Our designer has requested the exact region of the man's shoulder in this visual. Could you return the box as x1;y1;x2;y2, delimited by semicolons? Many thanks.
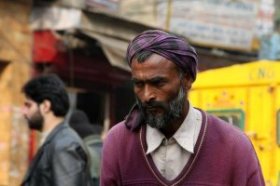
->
50;123;84;149
58;123;81;137
110;120;127;131
106;121;127;137
206;114;251;147
104;120;135;144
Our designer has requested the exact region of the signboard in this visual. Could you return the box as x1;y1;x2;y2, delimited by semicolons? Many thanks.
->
86;0;120;12
255;0;274;36
157;0;259;50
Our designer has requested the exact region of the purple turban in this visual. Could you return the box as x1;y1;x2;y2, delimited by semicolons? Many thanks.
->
126;30;198;81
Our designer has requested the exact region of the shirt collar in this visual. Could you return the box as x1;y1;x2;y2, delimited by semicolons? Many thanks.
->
146;124;165;154
173;106;198;153
146;105;200;154
40;130;52;146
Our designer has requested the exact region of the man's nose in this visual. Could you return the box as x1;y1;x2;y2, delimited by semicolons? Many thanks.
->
143;85;156;103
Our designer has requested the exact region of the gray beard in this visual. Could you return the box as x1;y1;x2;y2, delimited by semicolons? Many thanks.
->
136;85;186;130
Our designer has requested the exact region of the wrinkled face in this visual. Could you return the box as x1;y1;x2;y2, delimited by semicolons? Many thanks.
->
131;54;190;129
22;98;44;131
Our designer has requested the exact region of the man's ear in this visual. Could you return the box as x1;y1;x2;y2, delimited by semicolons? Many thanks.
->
39;100;51;114
182;74;193;91
186;79;193;90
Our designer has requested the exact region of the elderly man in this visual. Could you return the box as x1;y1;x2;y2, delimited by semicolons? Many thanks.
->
100;30;265;186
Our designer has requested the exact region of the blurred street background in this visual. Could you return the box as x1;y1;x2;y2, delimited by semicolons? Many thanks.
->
0;0;279;185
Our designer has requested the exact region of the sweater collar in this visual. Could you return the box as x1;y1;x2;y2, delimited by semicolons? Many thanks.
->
138;108;208;185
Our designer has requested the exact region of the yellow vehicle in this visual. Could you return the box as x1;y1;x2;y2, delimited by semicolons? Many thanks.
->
189;60;280;186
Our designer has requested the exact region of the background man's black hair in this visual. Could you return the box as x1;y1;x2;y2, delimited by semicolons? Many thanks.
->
22;74;70;117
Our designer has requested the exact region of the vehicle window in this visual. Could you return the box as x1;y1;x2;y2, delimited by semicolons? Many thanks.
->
207;109;245;130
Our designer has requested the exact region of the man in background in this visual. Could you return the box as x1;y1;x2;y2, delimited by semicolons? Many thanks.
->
21;74;92;186
69;109;103;186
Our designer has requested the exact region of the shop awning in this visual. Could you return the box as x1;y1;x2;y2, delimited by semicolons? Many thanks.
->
31;6;157;71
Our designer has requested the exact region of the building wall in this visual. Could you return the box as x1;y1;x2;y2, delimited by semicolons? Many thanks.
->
0;1;32;185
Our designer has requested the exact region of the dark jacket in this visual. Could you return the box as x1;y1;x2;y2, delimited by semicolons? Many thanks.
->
21;122;92;186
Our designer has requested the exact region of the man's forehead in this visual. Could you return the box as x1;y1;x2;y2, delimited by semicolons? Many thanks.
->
132;57;178;78
131;54;177;70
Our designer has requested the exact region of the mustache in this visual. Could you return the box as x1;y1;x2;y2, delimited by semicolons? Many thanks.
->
139;100;169;111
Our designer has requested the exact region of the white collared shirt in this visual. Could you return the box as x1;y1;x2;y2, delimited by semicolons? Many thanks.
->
146;105;202;180
40;130;51;146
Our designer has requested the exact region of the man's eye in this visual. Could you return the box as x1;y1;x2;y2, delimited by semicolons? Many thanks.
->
152;80;165;87
134;82;144;87
24;103;31;108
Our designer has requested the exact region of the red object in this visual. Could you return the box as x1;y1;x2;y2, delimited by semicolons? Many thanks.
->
28;131;37;163
33;30;60;62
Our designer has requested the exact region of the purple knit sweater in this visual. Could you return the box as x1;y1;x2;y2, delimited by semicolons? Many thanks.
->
101;107;265;186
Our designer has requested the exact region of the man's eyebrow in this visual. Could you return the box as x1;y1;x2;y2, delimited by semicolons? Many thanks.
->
131;76;166;83
148;77;165;83
131;78;140;83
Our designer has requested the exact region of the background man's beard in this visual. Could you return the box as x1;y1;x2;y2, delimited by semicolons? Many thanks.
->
27;110;44;131
137;85;186;129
